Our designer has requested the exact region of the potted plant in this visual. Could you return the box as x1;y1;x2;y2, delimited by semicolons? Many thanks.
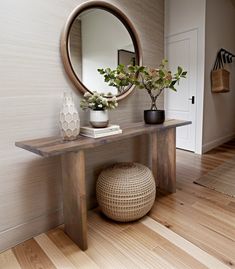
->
98;60;187;124
80;91;118;128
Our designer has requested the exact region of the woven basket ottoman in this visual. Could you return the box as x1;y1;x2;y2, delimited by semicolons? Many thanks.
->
96;162;156;222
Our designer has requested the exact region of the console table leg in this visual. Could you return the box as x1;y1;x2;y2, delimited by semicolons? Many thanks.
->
61;150;88;250
152;128;176;193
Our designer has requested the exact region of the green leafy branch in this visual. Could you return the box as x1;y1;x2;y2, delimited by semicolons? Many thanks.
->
98;59;187;110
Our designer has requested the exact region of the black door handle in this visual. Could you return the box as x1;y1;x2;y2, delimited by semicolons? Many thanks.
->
189;96;195;104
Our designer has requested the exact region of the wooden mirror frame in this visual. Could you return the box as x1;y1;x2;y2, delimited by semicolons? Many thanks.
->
61;1;143;101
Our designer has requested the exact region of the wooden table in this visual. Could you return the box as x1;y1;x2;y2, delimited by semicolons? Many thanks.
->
15;119;191;251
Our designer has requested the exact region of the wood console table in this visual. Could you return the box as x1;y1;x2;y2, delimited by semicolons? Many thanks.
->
15;119;191;251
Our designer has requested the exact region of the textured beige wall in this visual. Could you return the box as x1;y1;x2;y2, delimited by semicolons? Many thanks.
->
0;0;164;251
203;0;235;152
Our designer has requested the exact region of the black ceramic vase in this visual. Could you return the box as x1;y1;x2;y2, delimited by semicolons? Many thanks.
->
144;109;165;124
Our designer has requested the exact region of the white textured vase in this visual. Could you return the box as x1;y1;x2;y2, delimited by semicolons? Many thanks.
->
90;110;109;128
60;92;80;141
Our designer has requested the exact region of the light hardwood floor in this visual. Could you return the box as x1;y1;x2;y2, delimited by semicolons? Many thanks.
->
1;139;235;269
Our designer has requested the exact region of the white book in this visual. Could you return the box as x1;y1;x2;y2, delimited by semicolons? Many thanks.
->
80;129;122;138
80;125;121;135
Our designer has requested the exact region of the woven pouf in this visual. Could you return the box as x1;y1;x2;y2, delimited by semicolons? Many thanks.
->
96;162;156;222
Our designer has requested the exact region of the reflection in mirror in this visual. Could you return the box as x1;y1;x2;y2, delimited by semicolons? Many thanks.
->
68;8;136;96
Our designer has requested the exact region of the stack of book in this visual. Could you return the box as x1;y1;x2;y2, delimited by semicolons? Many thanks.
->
80;125;122;138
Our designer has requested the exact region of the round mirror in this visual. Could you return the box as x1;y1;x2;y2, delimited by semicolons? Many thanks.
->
61;1;142;100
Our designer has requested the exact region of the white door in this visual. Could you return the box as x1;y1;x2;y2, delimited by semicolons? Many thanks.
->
165;29;197;152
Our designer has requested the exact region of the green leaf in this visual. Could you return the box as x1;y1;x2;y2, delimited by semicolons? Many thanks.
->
118;64;125;69
159;70;165;77
97;68;105;74
171;80;177;86
128;65;135;72
169;85;177;91
138;66;145;72
177;66;183;75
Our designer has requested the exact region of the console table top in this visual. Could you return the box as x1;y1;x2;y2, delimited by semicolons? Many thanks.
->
15;119;191;157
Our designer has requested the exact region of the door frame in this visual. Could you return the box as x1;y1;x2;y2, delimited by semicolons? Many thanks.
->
164;28;205;154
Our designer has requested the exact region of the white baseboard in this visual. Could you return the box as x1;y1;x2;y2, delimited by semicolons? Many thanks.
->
202;133;235;153
0;209;63;253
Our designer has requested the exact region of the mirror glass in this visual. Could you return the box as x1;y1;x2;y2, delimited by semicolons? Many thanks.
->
68;8;137;96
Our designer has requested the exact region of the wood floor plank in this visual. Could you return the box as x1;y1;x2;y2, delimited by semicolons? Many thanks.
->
141;216;231;269
88;212;176;269
156;240;208;269
132;222;208;269
153;246;191;269
35;233;77;269
192;201;235;227
88;226;140;269
157;195;235;242
150;199;235;266
13;239;56;269
120;222;166;250
0;249;21;269
177;178;234;205
86;231;121;269
228;201;235;213
47;227;100;269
